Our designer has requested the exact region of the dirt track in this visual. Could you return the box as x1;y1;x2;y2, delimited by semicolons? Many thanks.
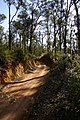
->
0;65;49;120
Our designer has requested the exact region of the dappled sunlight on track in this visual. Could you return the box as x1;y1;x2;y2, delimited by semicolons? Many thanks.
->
0;65;49;120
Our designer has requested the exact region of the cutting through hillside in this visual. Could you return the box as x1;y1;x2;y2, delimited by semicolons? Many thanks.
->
0;62;49;120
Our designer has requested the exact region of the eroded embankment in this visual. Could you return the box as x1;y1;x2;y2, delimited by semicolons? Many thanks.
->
0;64;49;120
0;57;39;84
0;54;54;120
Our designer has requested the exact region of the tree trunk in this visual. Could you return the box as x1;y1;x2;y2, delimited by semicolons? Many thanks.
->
73;0;80;52
29;9;33;53
59;0;63;51
70;29;72;54
64;0;68;53
46;16;50;52
64;18;67;53
59;24;62;51
9;1;11;50
53;16;56;60
42;34;44;53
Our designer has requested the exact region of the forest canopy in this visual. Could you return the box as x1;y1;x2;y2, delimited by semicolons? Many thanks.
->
0;0;80;58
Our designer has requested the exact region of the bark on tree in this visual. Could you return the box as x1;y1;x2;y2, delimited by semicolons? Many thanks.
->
9;0;11;50
73;0;80;52
29;9;33;53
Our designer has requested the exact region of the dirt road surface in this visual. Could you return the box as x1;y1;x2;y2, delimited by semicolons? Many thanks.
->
0;65;49;120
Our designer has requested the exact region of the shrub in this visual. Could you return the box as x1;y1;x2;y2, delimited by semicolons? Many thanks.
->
0;45;11;65
11;47;25;62
26;54;80;120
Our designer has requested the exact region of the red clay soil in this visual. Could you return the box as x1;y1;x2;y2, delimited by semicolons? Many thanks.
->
0;65;49;120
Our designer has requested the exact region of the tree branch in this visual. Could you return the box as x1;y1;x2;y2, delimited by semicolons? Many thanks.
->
10;8;19;23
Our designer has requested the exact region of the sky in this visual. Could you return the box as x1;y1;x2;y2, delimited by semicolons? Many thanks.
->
0;0;17;32
0;0;77;33
0;0;8;31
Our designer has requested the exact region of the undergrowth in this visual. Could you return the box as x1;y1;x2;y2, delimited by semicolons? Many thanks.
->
0;45;11;66
0;45;27;66
24;54;80;120
11;47;26;62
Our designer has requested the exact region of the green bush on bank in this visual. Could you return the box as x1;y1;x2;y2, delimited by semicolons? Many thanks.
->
0;45;27;66
11;47;26;62
26;54;80;120
53;54;80;119
0;45;11;65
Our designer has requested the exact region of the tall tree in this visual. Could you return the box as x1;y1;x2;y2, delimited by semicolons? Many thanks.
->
29;3;34;53
4;0;22;50
73;0;80;52
58;0;64;51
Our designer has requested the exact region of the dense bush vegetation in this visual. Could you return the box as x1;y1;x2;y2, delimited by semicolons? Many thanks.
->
0;45;11;66
0;45;27;66
11;47;26;62
26;54;80;120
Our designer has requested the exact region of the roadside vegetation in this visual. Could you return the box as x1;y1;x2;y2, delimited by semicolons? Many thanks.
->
24;54;80;120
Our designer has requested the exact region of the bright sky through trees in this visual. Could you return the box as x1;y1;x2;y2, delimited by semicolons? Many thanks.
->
0;0;8;31
0;0;17;31
0;0;77;32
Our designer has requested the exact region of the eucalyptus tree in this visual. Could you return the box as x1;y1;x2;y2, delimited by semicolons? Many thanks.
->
50;0;59;60
12;14;30;52
72;0;80;52
55;0;71;53
57;0;64;51
63;0;69;53
37;0;54;53
3;0;24;50
25;0;45;53
42;1;51;52
45;8;50;52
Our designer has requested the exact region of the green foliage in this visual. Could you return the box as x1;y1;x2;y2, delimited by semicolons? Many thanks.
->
26;54;80;120
0;14;6;23
68;55;80;79
51;55;80;119
51;54;72;78
0;44;11;65
0;45;27;66
11;47;25;62
54;55;80;119
34;45;44;57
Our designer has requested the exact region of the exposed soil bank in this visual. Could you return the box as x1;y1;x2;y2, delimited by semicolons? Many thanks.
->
0;57;38;84
0;65;49;120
